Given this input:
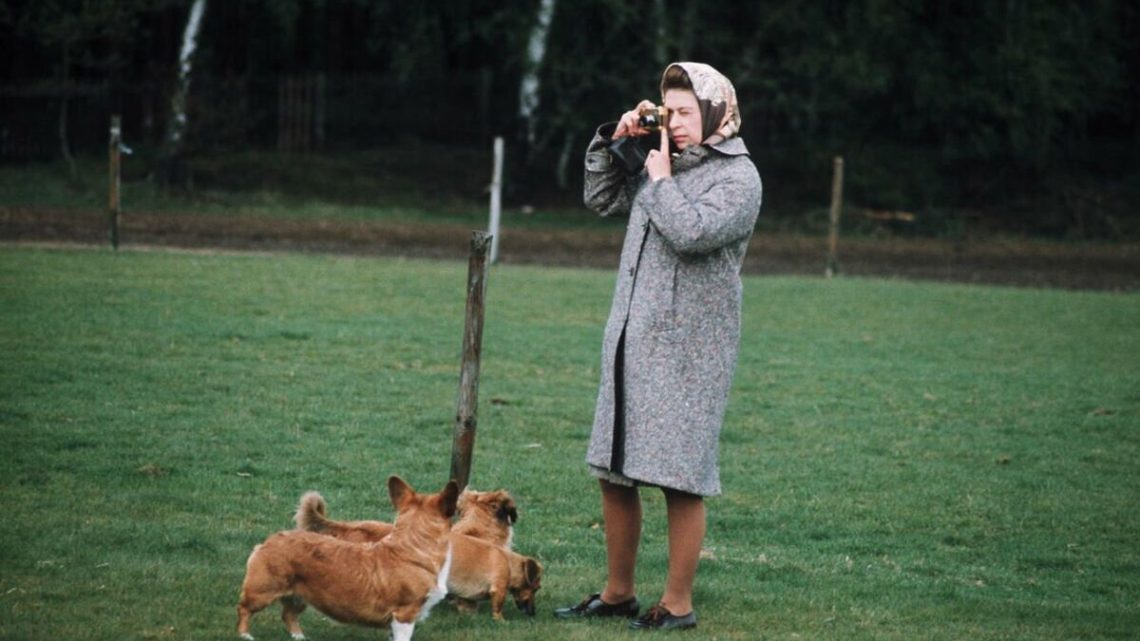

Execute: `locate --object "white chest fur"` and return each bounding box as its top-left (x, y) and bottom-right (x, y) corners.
top-left (418, 542), bottom-right (452, 622)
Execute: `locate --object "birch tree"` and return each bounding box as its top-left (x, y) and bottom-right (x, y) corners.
top-left (157, 0), bottom-right (207, 187)
top-left (517, 0), bottom-right (556, 149)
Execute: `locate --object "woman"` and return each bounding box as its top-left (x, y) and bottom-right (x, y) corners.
top-left (554, 62), bottom-right (762, 631)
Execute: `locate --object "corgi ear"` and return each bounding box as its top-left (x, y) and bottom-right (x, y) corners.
top-left (440, 480), bottom-right (460, 518)
top-left (388, 476), bottom-right (412, 508)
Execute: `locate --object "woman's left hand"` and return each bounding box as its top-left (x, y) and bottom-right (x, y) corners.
top-left (644, 126), bottom-right (671, 181)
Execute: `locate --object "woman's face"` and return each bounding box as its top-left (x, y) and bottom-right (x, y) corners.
top-left (664, 89), bottom-right (702, 150)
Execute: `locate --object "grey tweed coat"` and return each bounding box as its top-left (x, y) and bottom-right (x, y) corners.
top-left (582, 124), bottom-right (762, 496)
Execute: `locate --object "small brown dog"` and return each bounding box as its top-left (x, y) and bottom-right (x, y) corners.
top-left (448, 533), bottom-right (543, 619)
top-left (236, 477), bottom-right (458, 641)
top-left (293, 487), bottom-right (540, 620)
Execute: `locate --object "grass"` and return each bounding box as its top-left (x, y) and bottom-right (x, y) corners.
top-left (1, 245), bottom-right (1137, 640)
top-left (0, 151), bottom-right (622, 233)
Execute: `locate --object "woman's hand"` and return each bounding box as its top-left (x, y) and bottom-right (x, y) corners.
top-left (644, 126), bottom-right (671, 182)
top-left (612, 100), bottom-right (658, 139)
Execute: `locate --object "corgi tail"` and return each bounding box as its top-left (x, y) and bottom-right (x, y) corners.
top-left (294, 491), bottom-right (330, 532)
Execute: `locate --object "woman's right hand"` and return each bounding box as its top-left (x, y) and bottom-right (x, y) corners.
top-left (612, 100), bottom-right (658, 140)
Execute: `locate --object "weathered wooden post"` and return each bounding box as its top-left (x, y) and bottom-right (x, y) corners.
top-left (449, 231), bottom-right (493, 490)
top-left (825, 155), bottom-right (844, 278)
top-left (108, 114), bottom-right (122, 250)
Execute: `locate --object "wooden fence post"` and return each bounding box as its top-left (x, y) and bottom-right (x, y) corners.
top-left (825, 155), bottom-right (844, 278)
top-left (449, 231), bottom-right (493, 490)
top-left (108, 114), bottom-right (122, 250)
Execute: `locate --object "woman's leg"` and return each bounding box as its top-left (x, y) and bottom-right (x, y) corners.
top-left (659, 488), bottom-right (705, 615)
top-left (599, 479), bottom-right (641, 603)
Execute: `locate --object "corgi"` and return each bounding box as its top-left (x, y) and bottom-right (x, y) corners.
top-left (236, 476), bottom-right (458, 641)
top-left (447, 533), bottom-right (543, 620)
top-left (292, 488), bottom-right (540, 620)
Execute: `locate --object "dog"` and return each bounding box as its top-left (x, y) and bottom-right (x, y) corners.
top-left (447, 533), bottom-right (543, 620)
top-left (293, 487), bottom-right (540, 620)
top-left (236, 476), bottom-right (458, 641)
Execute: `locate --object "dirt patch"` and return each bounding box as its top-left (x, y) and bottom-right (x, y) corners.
top-left (2, 206), bottom-right (1137, 291)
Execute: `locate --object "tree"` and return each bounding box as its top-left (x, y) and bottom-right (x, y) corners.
top-left (157, 0), bottom-right (207, 188)
top-left (16, 0), bottom-right (142, 176)
top-left (518, 0), bottom-right (557, 151)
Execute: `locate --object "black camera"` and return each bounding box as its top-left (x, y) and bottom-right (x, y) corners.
top-left (607, 136), bottom-right (651, 174)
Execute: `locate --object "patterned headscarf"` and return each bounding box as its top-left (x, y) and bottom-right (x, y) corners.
top-left (660, 62), bottom-right (741, 146)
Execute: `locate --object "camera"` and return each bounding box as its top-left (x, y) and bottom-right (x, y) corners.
top-left (605, 105), bottom-right (671, 175)
top-left (638, 106), bottom-right (670, 132)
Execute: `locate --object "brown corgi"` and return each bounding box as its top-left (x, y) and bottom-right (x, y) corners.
top-left (236, 476), bottom-right (458, 641)
top-left (447, 533), bottom-right (543, 620)
top-left (292, 488), bottom-right (540, 620)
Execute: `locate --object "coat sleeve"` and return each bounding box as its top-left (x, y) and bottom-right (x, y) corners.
top-left (643, 156), bottom-right (762, 256)
top-left (583, 123), bottom-right (637, 218)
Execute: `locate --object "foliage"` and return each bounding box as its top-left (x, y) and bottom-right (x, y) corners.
top-left (1, 246), bottom-right (1139, 640)
top-left (0, 1), bottom-right (1137, 236)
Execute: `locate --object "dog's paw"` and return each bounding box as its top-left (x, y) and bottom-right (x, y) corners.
top-left (239, 634), bottom-right (254, 641)
top-left (290, 634), bottom-right (305, 641)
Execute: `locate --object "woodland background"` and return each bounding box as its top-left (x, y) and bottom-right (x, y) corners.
top-left (1, 0), bottom-right (1138, 239)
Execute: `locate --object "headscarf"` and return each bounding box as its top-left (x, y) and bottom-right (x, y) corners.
top-left (660, 62), bottom-right (741, 146)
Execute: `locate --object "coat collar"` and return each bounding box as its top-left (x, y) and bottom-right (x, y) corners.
top-left (672, 137), bottom-right (750, 173)
top-left (709, 136), bottom-right (749, 157)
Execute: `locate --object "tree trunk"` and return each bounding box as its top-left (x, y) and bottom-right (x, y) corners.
top-left (517, 0), bottom-right (556, 150)
top-left (157, 0), bottom-right (207, 189)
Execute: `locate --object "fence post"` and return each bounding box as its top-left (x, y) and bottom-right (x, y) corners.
top-left (449, 231), bottom-right (493, 490)
top-left (825, 155), bottom-right (844, 278)
top-left (108, 114), bottom-right (122, 250)
top-left (488, 137), bottom-right (504, 264)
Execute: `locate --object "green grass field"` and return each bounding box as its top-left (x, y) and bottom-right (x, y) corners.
top-left (1, 246), bottom-right (1137, 641)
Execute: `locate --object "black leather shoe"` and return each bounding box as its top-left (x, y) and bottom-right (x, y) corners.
top-left (628, 603), bottom-right (697, 630)
top-left (554, 593), bottom-right (640, 619)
